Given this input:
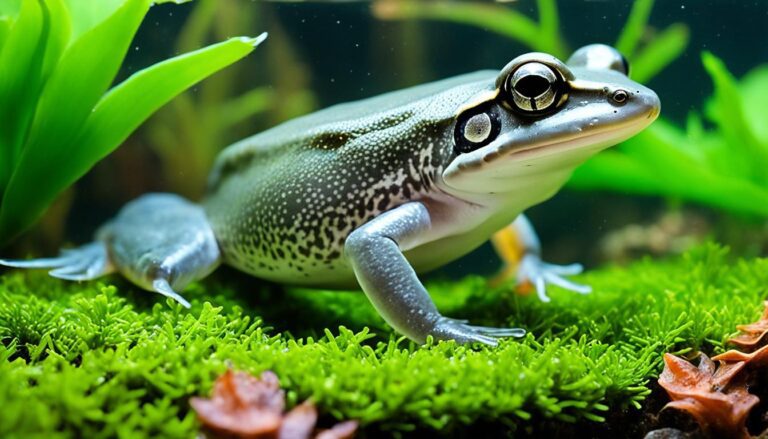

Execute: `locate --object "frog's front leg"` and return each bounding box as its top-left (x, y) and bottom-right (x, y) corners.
top-left (345, 202), bottom-right (524, 346)
top-left (491, 215), bottom-right (591, 303)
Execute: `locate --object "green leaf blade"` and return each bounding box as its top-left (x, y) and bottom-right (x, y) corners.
top-left (0, 0), bottom-right (44, 191)
top-left (76, 34), bottom-right (266, 168)
top-left (0, 33), bottom-right (264, 243)
top-left (630, 23), bottom-right (689, 83)
top-left (615, 0), bottom-right (654, 57)
top-left (0, 0), bottom-right (151, 242)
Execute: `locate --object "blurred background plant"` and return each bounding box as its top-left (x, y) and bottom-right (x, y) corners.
top-left (374, 0), bottom-right (768, 220)
top-left (0, 0), bottom-right (262, 246)
top-left (570, 54), bottom-right (768, 217)
top-left (140, 0), bottom-right (316, 199)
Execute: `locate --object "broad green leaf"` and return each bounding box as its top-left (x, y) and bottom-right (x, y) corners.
top-left (40, 0), bottom-right (71, 81)
top-left (74, 34), bottom-right (266, 174)
top-left (629, 23), bottom-right (688, 83)
top-left (0, 0), bottom-right (151, 242)
top-left (0, 17), bottom-right (12, 51)
top-left (63, 0), bottom-right (125, 40)
top-left (615, 0), bottom-right (654, 57)
top-left (0, 0), bottom-right (21, 18)
top-left (0, 0), bottom-right (44, 190)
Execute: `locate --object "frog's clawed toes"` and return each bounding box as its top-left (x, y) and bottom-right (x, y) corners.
top-left (152, 278), bottom-right (191, 309)
top-left (516, 254), bottom-right (591, 303)
top-left (0, 242), bottom-right (112, 281)
top-left (431, 317), bottom-right (525, 346)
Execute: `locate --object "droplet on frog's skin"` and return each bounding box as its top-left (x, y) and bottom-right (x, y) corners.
top-left (464, 113), bottom-right (492, 143)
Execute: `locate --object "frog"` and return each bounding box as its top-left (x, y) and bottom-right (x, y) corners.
top-left (1, 44), bottom-right (659, 346)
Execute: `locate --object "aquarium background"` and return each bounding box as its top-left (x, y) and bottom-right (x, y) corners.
top-left (13, 0), bottom-right (768, 274)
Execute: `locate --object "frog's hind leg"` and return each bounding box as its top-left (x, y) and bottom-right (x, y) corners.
top-left (491, 214), bottom-right (591, 302)
top-left (0, 242), bottom-right (113, 281)
top-left (2, 193), bottom-right (221, 309)
top-left (97, 193), bottom-right (221, 308)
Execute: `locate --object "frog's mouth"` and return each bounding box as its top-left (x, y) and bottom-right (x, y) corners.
top-left (499, 111), bottom-right (658, 161)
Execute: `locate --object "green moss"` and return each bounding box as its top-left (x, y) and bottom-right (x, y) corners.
top-left (1, 243), bottom-right (766, 437)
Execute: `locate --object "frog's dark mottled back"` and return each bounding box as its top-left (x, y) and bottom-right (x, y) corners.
top-left (203, 72), bottom-right (495, 281)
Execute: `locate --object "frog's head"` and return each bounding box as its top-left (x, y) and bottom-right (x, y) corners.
top-left (441, 44), bottom-right (660, 198)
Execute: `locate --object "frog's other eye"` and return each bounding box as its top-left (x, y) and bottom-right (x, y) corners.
top-left (453, 106), bottom-right (501, 154)
top-left (504, 62), bottom-right (563, 114)
top-left (567, 44), bottom-right (629, 76)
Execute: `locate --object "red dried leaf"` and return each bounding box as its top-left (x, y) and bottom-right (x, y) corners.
top-left (728, 301), bottom-right (768, 350)
top-left (658, 353), bottom-right (757, 439)
top-left (190, 370), bottom-right (285, 437)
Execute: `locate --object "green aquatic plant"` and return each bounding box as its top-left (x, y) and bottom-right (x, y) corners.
top-left (571, 55), bottom-right (768, 217)
top-left (373, 0), bottom-right (688, 84)
top-left (1, 243), bottom-right (767, 436)
top-left (0, 0), bottom-right (264, 245)
top-left (141, 0), bottom-right (316, 199)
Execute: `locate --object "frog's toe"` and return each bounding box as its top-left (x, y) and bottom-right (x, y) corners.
top-left (431, 317), bottom-right (525, 346)
top-left (517, 254), bottom-right (591, 303)
top-left (0, 242), bottom-right (112, 281)
top-left (152, 278), bottom-right (191, 309)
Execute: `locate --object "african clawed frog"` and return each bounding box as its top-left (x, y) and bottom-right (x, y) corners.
top-left (1, 44), bottom-right (660, 345)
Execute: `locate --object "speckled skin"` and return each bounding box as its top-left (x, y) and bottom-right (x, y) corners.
top-left (204, 72), bottom-right (493, 287)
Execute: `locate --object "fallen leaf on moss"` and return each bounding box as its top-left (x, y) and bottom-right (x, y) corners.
top-left (315, 421), bottom-right (359, 439)
top-left (190, 369), bottom-right (358, 439)
top-left (728, 301), bottom-right (768, 351)
top-left (658, 353), bottom-right (756, 439)
top-left (713, 343), bottom-right (768, 367)
top-left (190, 370), bottom-right (284, 437)
top-left (278, 401), bottom-right (317, 439)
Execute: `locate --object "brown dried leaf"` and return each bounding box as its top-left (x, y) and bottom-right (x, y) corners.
top-left (728, 301), bottom-right (768, 350)
top-left (713, 343), bottom-right (768, 368)
top-left (658, 353), bottom-right (757, 439)
top-left (190, 370), bottom-right (285, 437)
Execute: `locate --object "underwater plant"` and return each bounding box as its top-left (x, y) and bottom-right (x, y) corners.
top-left (571, 55), bottom-right (768, 218)
top-left (373, 0), bottom-right (688, 85)
top-left (141, 0), bottom-right (316, 199)
top-left (0, 0), bottom-right (264, 245)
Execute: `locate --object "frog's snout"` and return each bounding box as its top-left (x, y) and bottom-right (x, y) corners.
top-left (612, 85), bottom-right (661, 124)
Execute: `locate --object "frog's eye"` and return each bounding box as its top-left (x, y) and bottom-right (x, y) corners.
top-left (504, 62), bottom-right (563, 114)
top-left (567, 44), bottom-right (629, 76)
top-left (453, 105), bottom-right (501, 154)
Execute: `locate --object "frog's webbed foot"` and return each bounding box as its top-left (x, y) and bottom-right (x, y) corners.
top-left (0, 242), bottom-right (113, 281)
top-left (2, 194), bottom-right (218, 310)
top-left (492, 214), bottom-right (591, 303)
top-left (435, 318), bottom-right (525, 346)
top-left (345, 202), bottom-right (525, 346)
top-left (516, 254), bottom-right (591, 303)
